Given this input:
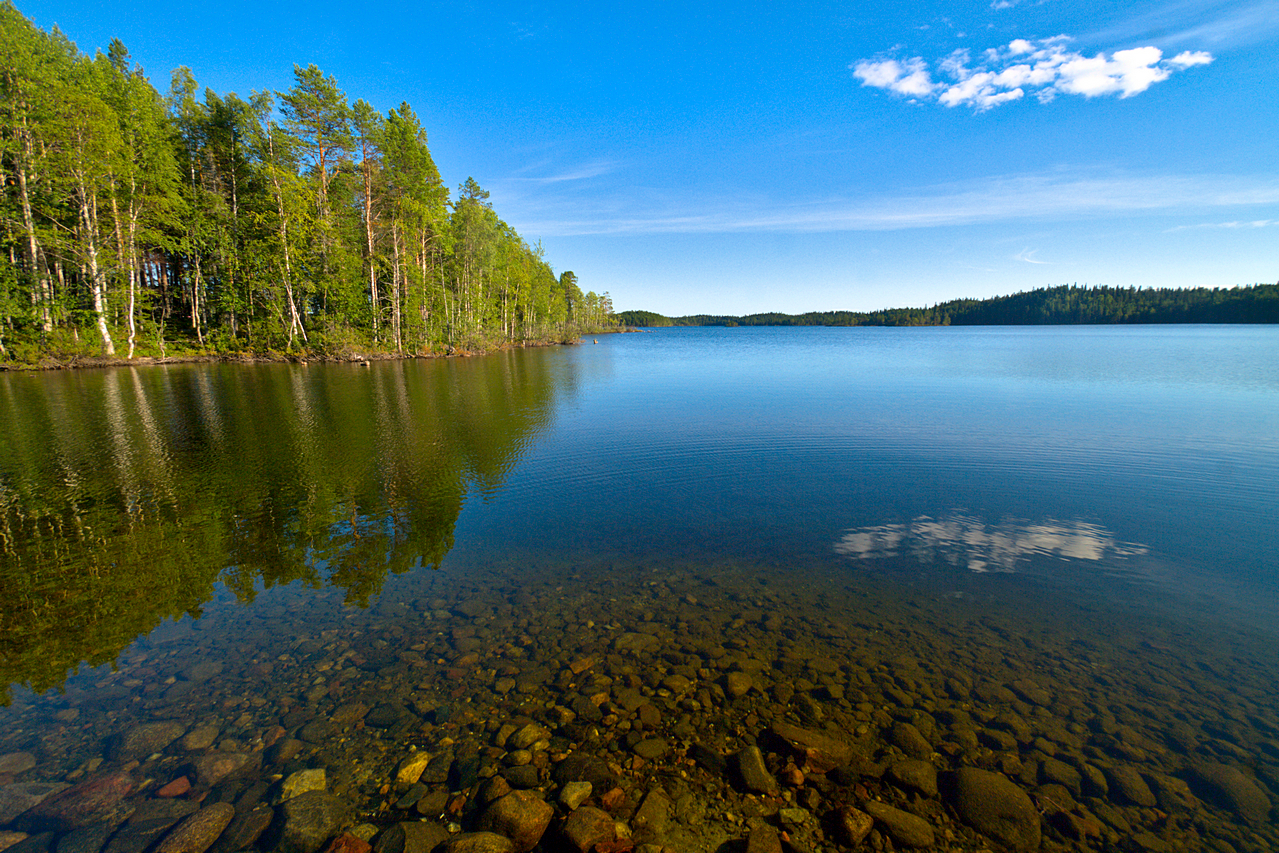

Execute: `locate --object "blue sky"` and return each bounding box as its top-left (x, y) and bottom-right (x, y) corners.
top-left (20, 0), bottom-right (1279, 314)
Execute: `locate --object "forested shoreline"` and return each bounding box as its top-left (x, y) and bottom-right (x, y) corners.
top-left (0, 3), bottom-right (615, 368)
top-left (618, 283), bottom-right (1279, 328)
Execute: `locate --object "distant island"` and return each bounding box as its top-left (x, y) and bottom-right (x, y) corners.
top-left (617, 283), bottom-right (1279, 328)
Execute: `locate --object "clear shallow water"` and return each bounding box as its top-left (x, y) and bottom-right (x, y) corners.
top-left (1, 325), bottom-right (1277, 852)
top-left (456, 326), bottom-right (1279, 619)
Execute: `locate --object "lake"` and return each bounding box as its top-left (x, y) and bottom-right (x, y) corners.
top-left (1, 325), bottom-right (1277, 853)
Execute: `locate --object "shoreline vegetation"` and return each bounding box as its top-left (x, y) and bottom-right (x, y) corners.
top-left (0, 3), bottom-right (617, 370)
top-left (617, 283), bottom-right (1279, 328)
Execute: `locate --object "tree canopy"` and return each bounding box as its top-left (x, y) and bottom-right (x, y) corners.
top-left (0, 3), bottom-right (613, 365)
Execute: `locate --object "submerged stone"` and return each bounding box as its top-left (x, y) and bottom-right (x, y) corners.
top-left (950, 767), bottom-right (1041, 853)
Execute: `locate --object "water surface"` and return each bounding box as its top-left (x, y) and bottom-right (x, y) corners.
top-left (1, 325), bottom-right (1277, 852)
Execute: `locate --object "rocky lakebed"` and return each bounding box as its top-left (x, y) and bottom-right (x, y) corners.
top-left (0, 561), bottom-right (1276, 853)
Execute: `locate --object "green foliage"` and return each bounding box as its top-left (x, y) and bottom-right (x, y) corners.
top-left (622, 284), bottom-right (1279, 328)
top-left (0, 5), bottom-right (604, 365)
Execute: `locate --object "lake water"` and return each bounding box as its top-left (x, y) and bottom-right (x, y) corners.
top-left (1, 326), bottom-right (1277, 853)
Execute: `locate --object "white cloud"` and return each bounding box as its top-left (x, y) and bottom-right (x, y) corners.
top-left (1168, 50), bottom-right (1214, 68)
top-left (1015, 248), bottom-right (1050, 264)
top-left (851, 58), bottom-right (937, 98)
top-left (853, 36), bottom-right (1213, 111)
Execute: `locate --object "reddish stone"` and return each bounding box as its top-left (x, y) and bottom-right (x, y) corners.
top-left (598, 788), bottom-right (625, 812)
top-left (562, 807), bottom-right (615, 853)
top-left (593, 841), bottom-right (634, 853)
top-left (322, 833), bottom-right (372, 853)
top-left (157, 777), bottom-right (192, 798)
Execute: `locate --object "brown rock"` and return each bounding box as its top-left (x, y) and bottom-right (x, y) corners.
top-left (154, 802), bottom-right (236, 853)
top-left (631, 789), bottom-right (670, 841)
top-left (0, 784), bottom-right (67, 826)
top-left (1191, 763), bottom-right (1272, 825)
top-left (181, 725), bottom-right (222, 752)
top-left (769, 721), bottom-right (854, 773)
top-left (744, 827), bottom-right (781, 853)
top-left (862, 801), bottom-right (934, 848)
top-left (208, 805), bottom-right (274, 853)
top-left (833, 806), bottom-right (874, 846)
top-left (950, 767), bottom-right (1041, 853)
top-left (111, 722), bottom-right (187, 761)
top-left (191, 753), bottom-right (254, 788)
top-left (725, 672), bottom-right (754, 699)
top-left (439, 833), bottom-right (514, 853)
top-left (322, 833), bottom-right (373, 853)
top-left (476, 791), bottom-right (553, 853)
top-left (13, 772), bottom-right (134, 831)
top-left (889, 723), bottom-right (933, 760)
top-left (399, 823), bottom-right (449, 853)
top-left (0, 833), bottom-right (28, 853)
top-left (395, 753), bottom-right (432, 789)
top-left (330, 702), bottom-right (370, 727)
top-left (269, 791), bottom-right (347, 853)
top-left (886, 759), bottom-right (937, 797)
top-left (1104, 765), bottom-right (1156, 808)
top-left (732, 746), bottom-right (778, 794)
top-left (561, 806), bottom-right (616, 853)
top-left (0, 754), bottom-right (36, 775)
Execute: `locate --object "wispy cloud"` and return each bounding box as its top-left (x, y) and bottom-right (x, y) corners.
top-left (509, 171), bottom-right (1279, 237)
top-left (506, 161), bottom-right (618, 184)
top-left (1166, 219), bottom-right (1278, 232)
top-left (1086, 0), bottom-right (1279, 49)
top-left (852, 36), bottom-right (1213, 111)
top-left (1015, 248), bottom-right (1050, 264)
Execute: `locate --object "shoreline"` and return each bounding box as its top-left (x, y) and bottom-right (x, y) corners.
top-left (0, 329), bottom-right (636, 373)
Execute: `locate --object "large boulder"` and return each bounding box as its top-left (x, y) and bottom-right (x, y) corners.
top-left (13, 772), bottom-right (134, 832)
top-left (476, 791), bottom-right (552, 853)
top-left (1190, 763), bottom-right (1272, 825)
top-left (267, 791), bottom-right (348, 853)
top-left (154, 802), bottom-right (236, 853)
top-left (950, 767), bottom-right (1041, 852)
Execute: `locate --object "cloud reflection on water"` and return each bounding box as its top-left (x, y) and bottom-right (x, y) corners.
top-left (834, 513), bottom-right (1147, 573)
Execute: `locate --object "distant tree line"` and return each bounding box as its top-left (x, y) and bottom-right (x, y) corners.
top-left (0, 3), bottom-right (614, 365)
top-left (617, 284), bottom-right (1279, 328)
